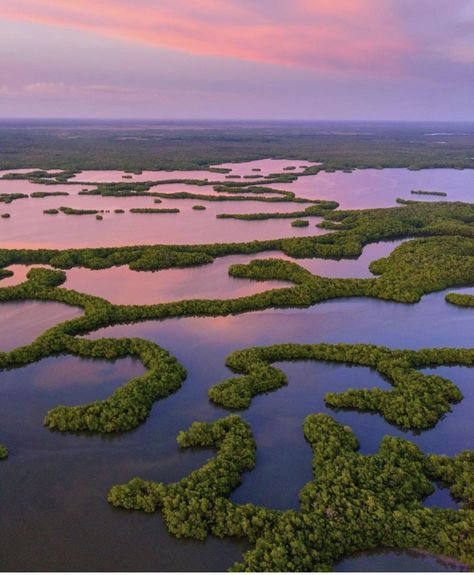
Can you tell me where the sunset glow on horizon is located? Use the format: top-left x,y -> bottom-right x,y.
1,0 -> 473,120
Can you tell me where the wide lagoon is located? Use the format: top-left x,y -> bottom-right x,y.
1,162 -> 473,570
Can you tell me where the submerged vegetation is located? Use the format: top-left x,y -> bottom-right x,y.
0,444 -> 8,459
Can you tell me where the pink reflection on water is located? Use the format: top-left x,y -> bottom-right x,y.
0,173 -> 323,248
66,159 -> 319,183
62,253 -> 294,304
271,168 -> 474,209
33,356 -> 145,391
70,169 -> 222,183
211,159 -> 318,177
0,301 -> 82,351
1,241 -> 404,304
2,165 -> 472,249
0,211 -> 323,248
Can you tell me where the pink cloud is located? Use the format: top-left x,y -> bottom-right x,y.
21,82 -> 135,96
23,81 -> 65,94
3,0 -> 414,74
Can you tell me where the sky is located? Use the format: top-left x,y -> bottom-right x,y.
0,0 -> 473,120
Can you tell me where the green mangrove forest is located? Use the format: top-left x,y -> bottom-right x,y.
108,414 -> 474,571
411,190 -> 448,197
208,342 -> 467,430
1,197 -> 474,570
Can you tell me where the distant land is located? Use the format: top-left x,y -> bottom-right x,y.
1,120 -> 474,172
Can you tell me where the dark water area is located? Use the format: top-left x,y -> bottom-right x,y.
0,163 -> 473,571
336,548 -> 467,572
90,290 -> 474,509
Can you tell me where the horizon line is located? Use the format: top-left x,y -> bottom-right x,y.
1,117 -> 474,124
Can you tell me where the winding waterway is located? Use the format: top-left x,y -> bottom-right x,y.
1,161 -> 473,571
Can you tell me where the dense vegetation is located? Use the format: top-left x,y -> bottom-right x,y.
2,195 -> 474,569
43,336 -> 186,433
1,120 -> 473,171
4,224 -> 474,433
207,342 -> 468,430
446,292 -> 474,307
129,208 -> 180,214
75,180 -> 316,205
30,191 -> 69,198
0,192 -> 464,280
0,193 -> 28,204
0,444 -> 8,459
216,203 -> 337,220
108,413 -> 474,571
58,206 -> 99,215
0,268 -> 187,433
291,219 -> 309,227
411,190 -> 447,197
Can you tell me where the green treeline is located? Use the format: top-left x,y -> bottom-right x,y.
4,200 -> 474,435
4,231 -> 474,432
108,414 -> 474,571
445,292 -> 474,308
129,208 -> 180,214
75,179 -> 316,204
0,193 -> 28,204
30,191 -> 70,198
2,198 -> 470,275
0,268 -> 186,433
216,202 -> 338,220
208,342 -> 467,430
44,336 -> 186,433
59,206 -> 99,215
411,190 -> 448,197
291,219 -> 309,227
1,122 -> 474,172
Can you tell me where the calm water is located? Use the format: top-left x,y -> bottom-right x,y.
0,162 -> 473,571
0,301 -> 82,351
272,167 -> 474,209
1,240 -> 404,303
2,162 -> 474,248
